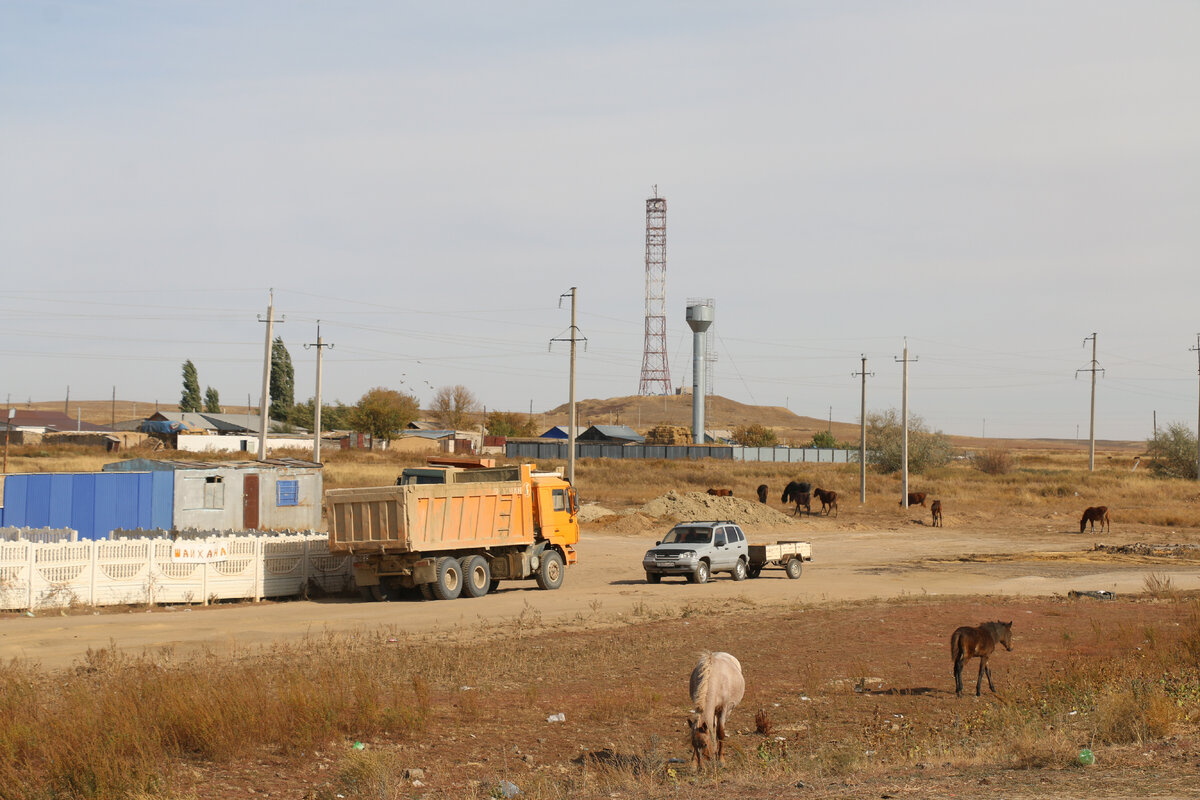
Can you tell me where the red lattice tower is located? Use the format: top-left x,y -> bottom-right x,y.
638,194 -> 671,395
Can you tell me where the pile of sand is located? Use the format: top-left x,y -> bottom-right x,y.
582,491 -> 795,535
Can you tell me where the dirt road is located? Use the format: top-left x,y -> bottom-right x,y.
3,522 -> 1194,671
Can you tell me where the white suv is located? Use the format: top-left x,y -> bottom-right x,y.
642,521 -> 750,584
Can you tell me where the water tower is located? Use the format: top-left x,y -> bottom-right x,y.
686,302 -> 714,444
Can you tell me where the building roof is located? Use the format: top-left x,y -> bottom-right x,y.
7,409 -> 113,433
577,424 -> 645,444
539,426 -> 570,439
147,411 -> 262,434
406,420 -> 440,430
103,457 -> 321,472
400,429 -> 457,440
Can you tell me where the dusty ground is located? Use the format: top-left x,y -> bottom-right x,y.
5,494 -> 1200,798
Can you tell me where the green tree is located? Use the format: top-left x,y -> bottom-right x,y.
432,384 -> 480,431
269,337 -> 295,421
203,386 -> 221,413
290,398 -> 353,432
1147,422 -> 1198,480
349,387 -> 420,448
865,409 -> 954,473
810,430 -> 837,448
486,410 -> 539,438
180,360 -> 202,412
732,423 -> 778,447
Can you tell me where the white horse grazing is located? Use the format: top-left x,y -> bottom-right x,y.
687,651 -> 745,769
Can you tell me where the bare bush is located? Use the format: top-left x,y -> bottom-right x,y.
972,448 -> 1014,475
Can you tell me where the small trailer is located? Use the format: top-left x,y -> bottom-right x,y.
747,540 -> 813,579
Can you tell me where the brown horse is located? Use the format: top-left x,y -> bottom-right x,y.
1080,506 -> 1110,533
951,621 -> 1013,697
812,487 -> 838,517
756,484 -> 768,504
901,492 -> 927,507
706,488 -> 733,497
688,651 -> 745,769
930,499 -> 943,527
781,481 -> 811,516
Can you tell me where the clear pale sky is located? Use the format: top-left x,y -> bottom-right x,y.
3,2 -> 1197,440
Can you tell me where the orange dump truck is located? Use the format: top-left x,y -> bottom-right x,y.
326,463 -> 579,601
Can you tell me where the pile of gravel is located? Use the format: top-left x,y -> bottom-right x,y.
637,491 -> 794,529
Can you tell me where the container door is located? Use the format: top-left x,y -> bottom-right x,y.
243,473 -> 260,530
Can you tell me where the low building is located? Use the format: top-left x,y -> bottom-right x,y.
576,425 -> 645,445
0,459 -> 324,540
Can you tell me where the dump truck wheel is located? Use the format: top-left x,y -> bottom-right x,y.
419,583 -> 434,600
646,571 -> 662,584
535,550 -> 565,590
360,585 -> 382,602
432,557 -> 463,600
462,555 -> 490,598
785,558 -> 803,579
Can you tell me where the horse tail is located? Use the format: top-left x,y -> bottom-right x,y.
690,651 -> 715,733
950,629 -> 962,662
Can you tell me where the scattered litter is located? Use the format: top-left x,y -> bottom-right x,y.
772,703 -> 781,707
351,741 -> 364,750
459,686 -> 474,691
387,637 -> 399,643
800,696 -> 811,701
1078,748 -> 1095,766
1068,590 -> 1115,600
546,713 -> 565,723
666,758 -> 685,764
404,768 -> 425,780
24,611 -> 33,617
412,780 -> 424,787
497,779 -> 521,797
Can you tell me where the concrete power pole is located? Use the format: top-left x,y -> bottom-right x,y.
1076,333 -> 1104,472
1191,334 -> 1200,480
852,355 -> 874,504
895,340 -> 917,508
552,288 -> 586,487
256,290 -> 284,461
304,322 -> 334,463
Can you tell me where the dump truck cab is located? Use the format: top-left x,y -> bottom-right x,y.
530,470 -> 580,560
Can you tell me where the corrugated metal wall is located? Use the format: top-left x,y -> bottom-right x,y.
504,442 -> 858,463
0,472 -> 174,540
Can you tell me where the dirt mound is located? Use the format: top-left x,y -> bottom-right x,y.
1092,542 -> 1200,558
637,491 -> 794,529
577,503 -> 617,522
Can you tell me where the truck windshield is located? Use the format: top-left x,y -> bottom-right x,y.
662,527 -> 712,545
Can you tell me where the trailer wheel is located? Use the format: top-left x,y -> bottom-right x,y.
462,555 -> 490,598
731,558 -> 748,581
535,550 -> 565,590
747,565 -> 763,579
784,557 -> 803,580
431,557 -> 464,600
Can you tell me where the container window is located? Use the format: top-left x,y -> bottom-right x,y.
277,479 -> 299,507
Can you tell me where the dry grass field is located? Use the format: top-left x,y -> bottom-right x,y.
3,413 -> 1200,799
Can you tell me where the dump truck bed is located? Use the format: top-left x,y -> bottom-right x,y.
326,478 -> 535,554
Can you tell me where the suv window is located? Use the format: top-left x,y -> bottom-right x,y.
663,527 -> 712,545
728,527 -> 742,543
714,530 -> 727,547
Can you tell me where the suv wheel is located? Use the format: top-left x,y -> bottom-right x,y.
732,558 -> 748,581
688,561 -> 710,584
646,571 -> 662,584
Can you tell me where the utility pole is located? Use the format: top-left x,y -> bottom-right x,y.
64,386 -> 69,415
257,290 -> 285,461
111,386 -> 116,429
1191,335 -> 1200,480
852,355 -> 873,504
304,322 -> 334,464
1076,333 -> 1104,472
895,339 -> 917,508
551,288 -> 586,486
3,395 -> 12,474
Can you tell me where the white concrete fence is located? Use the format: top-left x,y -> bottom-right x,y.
0,532 -> 353,611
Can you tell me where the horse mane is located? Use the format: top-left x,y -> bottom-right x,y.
691,651 -> 714,729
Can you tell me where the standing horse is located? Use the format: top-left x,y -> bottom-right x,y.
951,621 -> 1013,697
756,484 -> 768,504
688,651 -> 745,769
930,499 -> 943,527
812,488 -> 838,517
1080,506 -> 1110,533
707,488 -> 733,497
901,492 -> 927,507
781,481 -> 812,516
